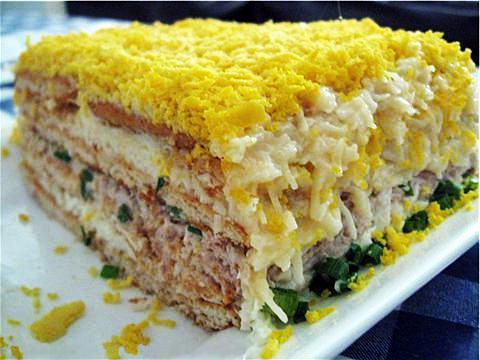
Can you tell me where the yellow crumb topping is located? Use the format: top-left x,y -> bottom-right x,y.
20,285 -> 41,313
260,325 -> 292,359
103,320 -> 150,359
30,301 -> 85,343
8,124 -> 21,145
17,214 -> 29,223
88,266 -> 98,278
150,319 -> 176,328
107,276 -> 133,290
47,293 -> 59,301
7,319 -> 21,327
53,246 -> 67,255
380,189 -> 478,266
320,289 -> 331,300
16,19 -> 473,146
0,337 -> 4,348
348,267 -> 375,292
103,292 -> 121,304
1,147 -> 9,158
10,346 -> 22,360
305,306 -> 336,324
20,286 -> 39,297
80,209 -> 95,222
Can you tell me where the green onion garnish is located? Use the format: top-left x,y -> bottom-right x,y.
53,148 -> 71,163
271,288 -> 299,319
309,271 -> 333,296
80,226 -> 92,247
187,225 -> 202,237
317,258 -> 350,281
156,177 -> 166,192
117,204 -> 133,223
430,180 -> 461,210
293,301 -> 309,324
100,265 -> 120,279
399,181 -> 414,196
79,169 -> 93,200
345,243 -> 364,265
167,205 -> 182,220
402,210 -> 429,233
362,243 -> 384,265
462,175 -> 478,194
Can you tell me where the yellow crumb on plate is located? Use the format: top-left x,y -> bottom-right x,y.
305,306 -> 336,324
320,289 -> 331,300
30,301 -> 85,343
10,345 -> 22,360
103,292 -> 121,304
88,266 -> 98,278
348,267 -> 375,292
47,293 -> 59,301
20,285 -> 41,313
53,246 -> 67,255
150,318 -> 176,328
103,320 -> 150,359
1,147 -> 9,158
20,286 -> 39,297
0,337 -> 5,348
7,319 -> 21,327
106,276 -> 133,290
260,325 -> 292,359
17,214 -> 29,223
8,124 -> 20,145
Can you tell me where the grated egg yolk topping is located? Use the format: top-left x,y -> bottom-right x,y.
16,19 -> 473,146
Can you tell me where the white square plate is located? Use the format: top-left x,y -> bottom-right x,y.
1,114 -> 478,359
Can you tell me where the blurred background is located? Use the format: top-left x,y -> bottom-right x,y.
1,1 -> 479,63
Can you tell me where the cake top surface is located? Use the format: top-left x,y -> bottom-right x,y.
16,18 -> 473,148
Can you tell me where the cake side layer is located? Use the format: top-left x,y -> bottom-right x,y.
19,122 -> 246,330
15,79 -> 250,247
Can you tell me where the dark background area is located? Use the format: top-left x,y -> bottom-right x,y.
67,1 -> 479,63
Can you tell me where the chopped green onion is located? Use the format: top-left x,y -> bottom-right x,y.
79,169 -> 93,200
345,243 -> 364,265
333,279 -> 349,294
430,180 -> 461,210
80,226 -> 92,246
402,210 -> 428,233
117,204 -> 133,223
100,265 -> 120,279
362,243 -> 384,265
293,301 -> 309,324
317,258 -> 350,281
187,225 -> 202,237
462,175 -> 478,194
53,148 -> 71,163
271,288 -> 299,319
156,177 -> 166,192
309,271 -> 333,296
167,205 -> 182,220
399,181 -> 414,196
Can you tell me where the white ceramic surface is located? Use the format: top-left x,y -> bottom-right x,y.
1,116 -> 478,359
